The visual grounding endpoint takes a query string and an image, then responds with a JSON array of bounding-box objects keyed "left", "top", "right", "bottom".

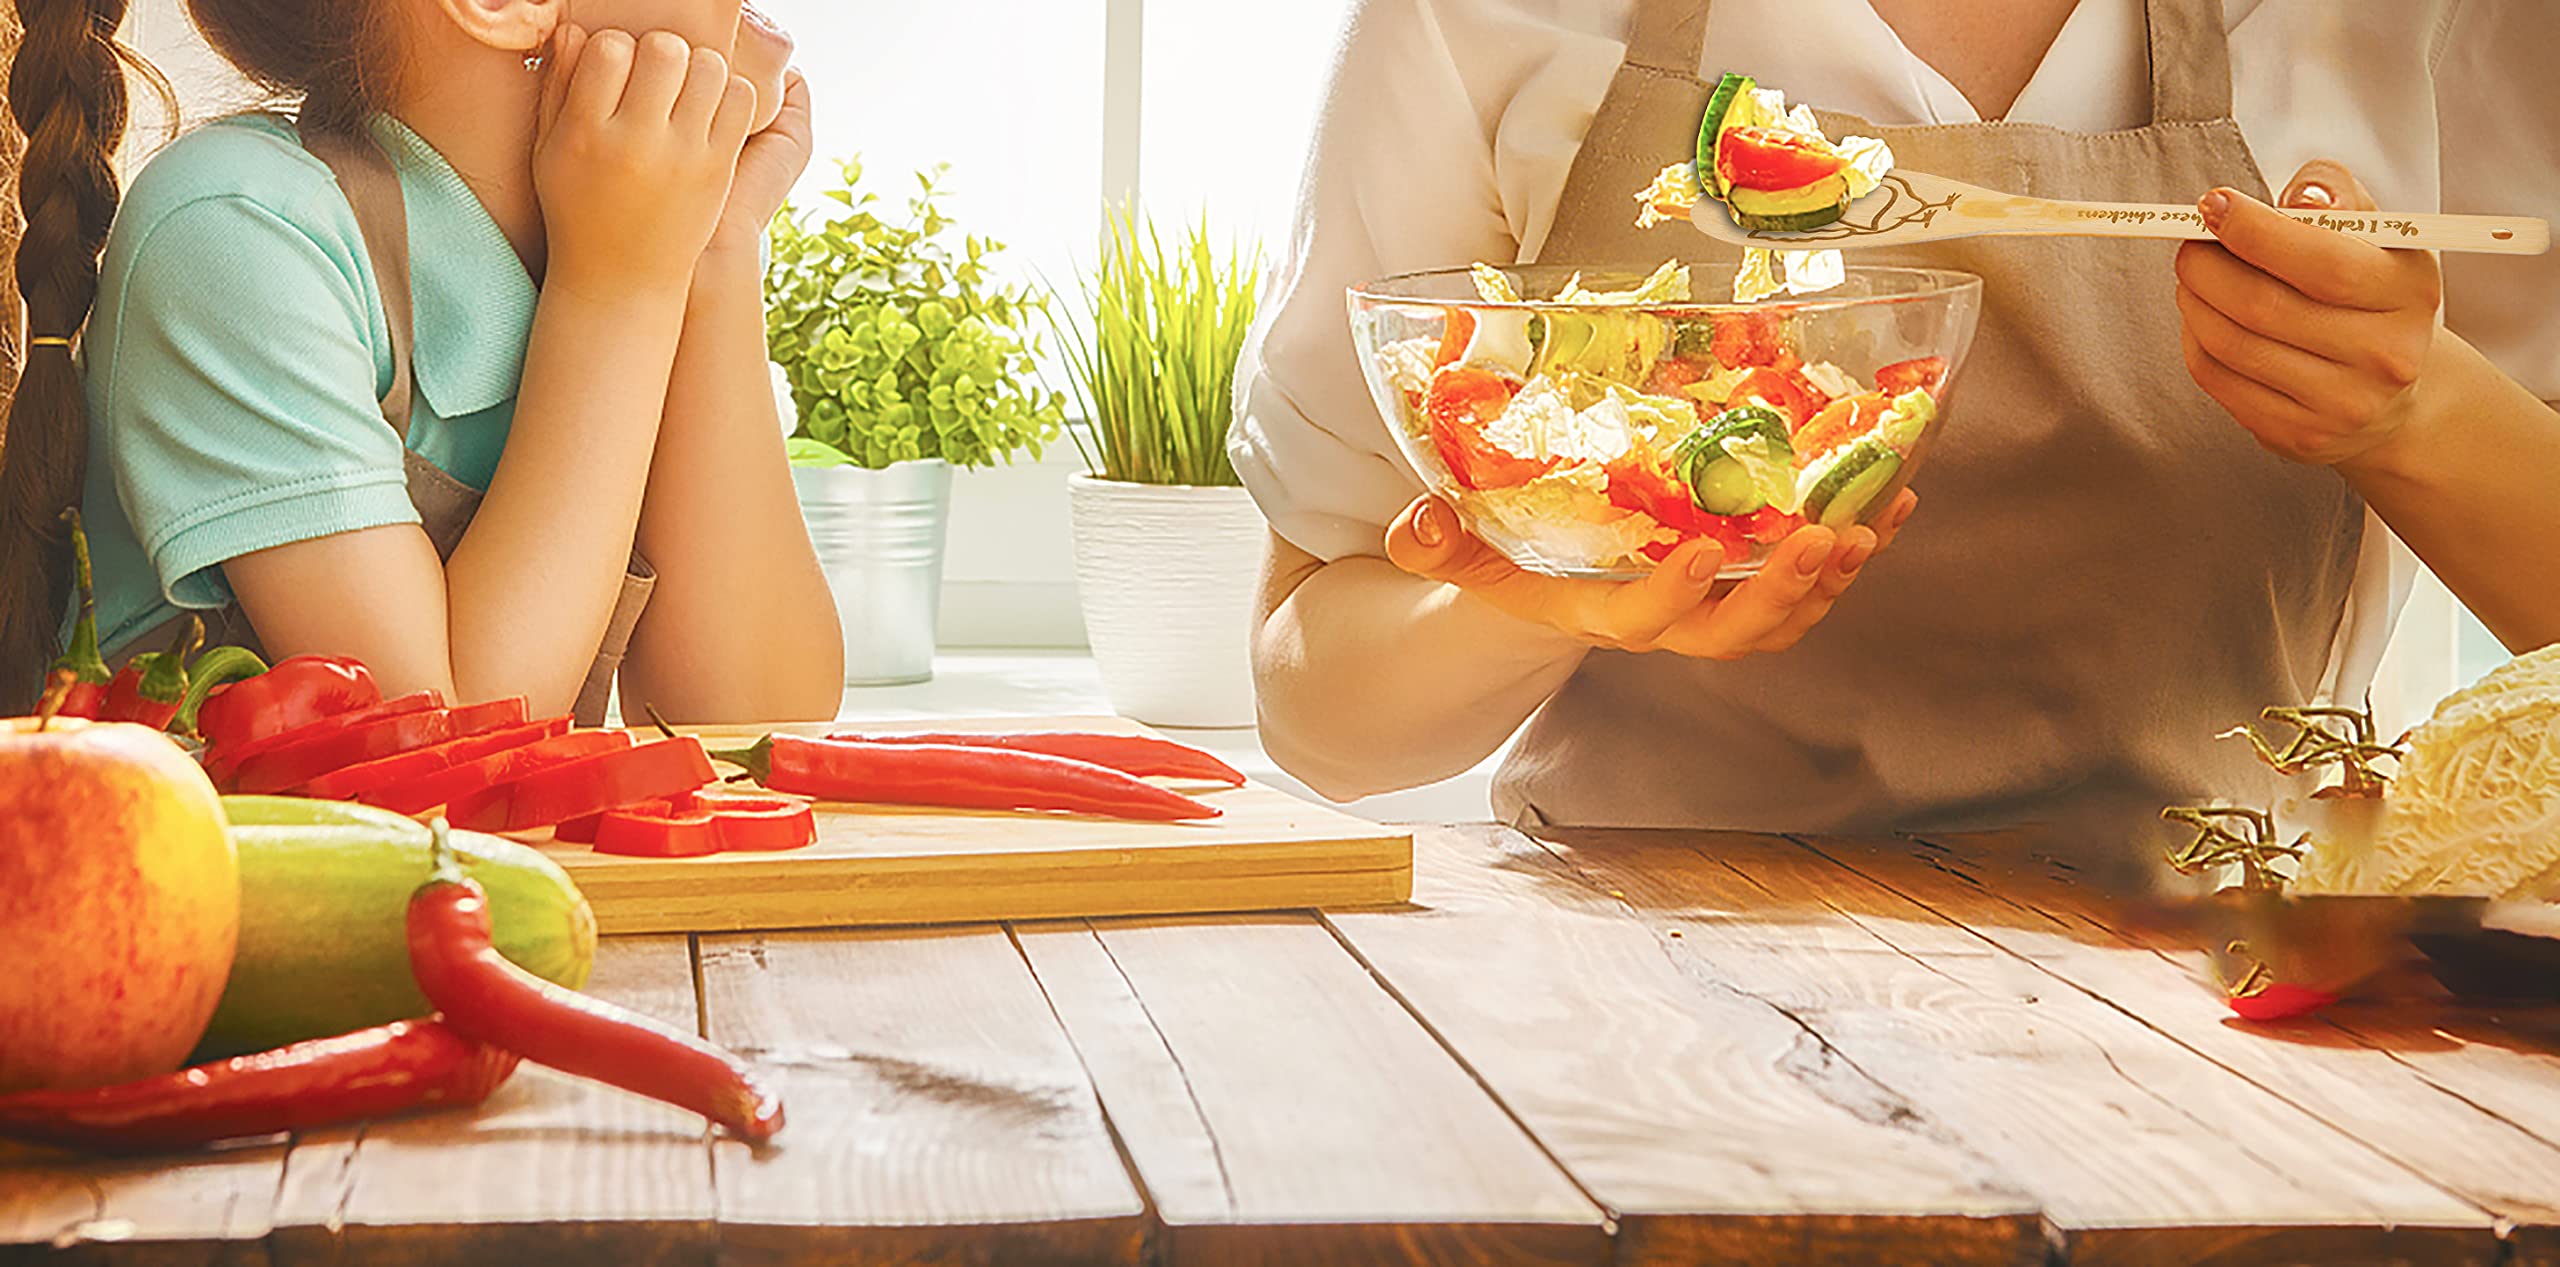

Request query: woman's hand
[
  {"left": 534, "top": 24, "right": 760, "bottom": 299},
  {"left": 709, "top": 69, "right": 814, "bottom": 257},
  {"left": 1383, "top": 490, "right": 1917, "bottom": 659},
  {"left": 2173, "top": 160, "right": 2443, "bottom": 468}
]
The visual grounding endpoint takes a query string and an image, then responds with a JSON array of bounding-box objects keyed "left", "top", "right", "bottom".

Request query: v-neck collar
[
  {"left": 363, "top": 116, "right": 537, "bottom": 420},
  {"left": 1847, "top": 0, "right": 2151, "bottom": 130}
]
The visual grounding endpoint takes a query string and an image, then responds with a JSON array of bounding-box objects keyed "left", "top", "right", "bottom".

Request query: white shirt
[{"left": 1231, "top": 0, "right": 2560, "bottom": 704}]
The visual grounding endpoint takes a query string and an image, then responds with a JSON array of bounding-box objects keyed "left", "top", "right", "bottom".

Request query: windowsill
[{"left": 833, "top": 649, "right": 1504, "bottom": 826}]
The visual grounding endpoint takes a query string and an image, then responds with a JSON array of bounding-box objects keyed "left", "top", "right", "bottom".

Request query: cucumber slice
[
  {"left": 1698, "top": 73, "right": 1755, "bottom": 201},
  {"left": 1803, "top": 437, "right": 1905, "bottom": 528},
  {"left": 1733, "top": 203, "right": 1849, "bottom": 232},
  {"left": 1690, "top": 457, "right": 1766, "bottom": 516},
  {"left": 1676, "top": 405, "right": 1794, "bottom": 516}
]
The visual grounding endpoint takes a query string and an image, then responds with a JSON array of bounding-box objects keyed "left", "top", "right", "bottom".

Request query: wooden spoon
[{"left": 1688, "top": 169, "right": 2550, "bottom": 256}]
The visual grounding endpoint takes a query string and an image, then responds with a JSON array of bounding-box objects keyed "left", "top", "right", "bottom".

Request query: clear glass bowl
[{"left": 1348, "top": 263, "right": 1982, "bottom": 580}]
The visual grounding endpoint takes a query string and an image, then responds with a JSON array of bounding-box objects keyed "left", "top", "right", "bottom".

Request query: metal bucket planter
[
  {"left": 1068, "top": 475, "right": 1266, "bottom": 728},
  {"left": 794, "top": 460, "right": 953, "bottom": 686}
]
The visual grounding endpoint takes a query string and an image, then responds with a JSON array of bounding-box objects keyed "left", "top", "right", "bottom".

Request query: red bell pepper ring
[
  {"left": 196, "top": 655, "right": 382, "bottom": 756},
  {"left": 46, "top": 509, "right": 112, "bottom": 719},
  {"left": 232, "top": 697, "right": 529, "bottom": 796},
  {"left": 294, "top": 715, "right": 570, "bottom": 802},
  {"left": 1874, "top": 356, "right": 1947, "bottom": 396},
  {"left": 448, "top": 737, "right": 717, "bottom": 834},
  {"left": 1717, "top": 126, "right": 1848, "bottom": 192},
  {"left": 689, "top": 791, "right": 820, "bottom": 853},
  {"left": 828, "top": 731, "right": 1247, "bottom": 787},
  {"left": 366, "top": 729, "right": 635, "bottom": 816},
  {"left": 558, "top": 791, "right": 817, "bottom": 854},
  {"left": 207, "top": 689, "right": 442, "bottom": 787},
  {"left": 713, "top": 736, "right": 1222, "bottom": 822},
  {"left": 589, "top": 804, "right": 724, "bottom": 858}
]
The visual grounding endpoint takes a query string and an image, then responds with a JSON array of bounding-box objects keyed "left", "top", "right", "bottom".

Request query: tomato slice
[
  {"left": 1604, "top": 447, "right": 1715, "bottom": 534},
  {"left": 1710, "top": 312, "right": 1784, "bottom": 369},
  {"left": 449, "top": 737, "right": 717, "bottom": 834},
  {"left": 207, "top": 690, "right": 444, "bottom": 788},
  {"left": 293, "top": 715, "right": 571, "bottom": 802},
  {"left": 1875, "top": 356, "right": 1947, "bottom": 396},
  {"left": 1432, "top": 308, "right": 1478, "bottom": 368},
  {"left": 1792, "top": 393, "right": 1891, "bottom": 466},
  {"left": 1423, "top": 366, "right": 1549, "bottom": 490},
  {"left": 366, "top": 729, "right": 634, "bottom": 816},
  {"left": 1717, "top": 127, "right": 1848, "bottom": 192},
  {"left": 1730, "top": 368, "right": 1824, "bottom": 430},
  {"left": 232, "top": 697, "right": 528, "bottom": 796}
]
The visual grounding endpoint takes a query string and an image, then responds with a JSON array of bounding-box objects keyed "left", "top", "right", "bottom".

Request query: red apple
[{"left": 1, "top": 718, "right": 238, "bottom": 1093}]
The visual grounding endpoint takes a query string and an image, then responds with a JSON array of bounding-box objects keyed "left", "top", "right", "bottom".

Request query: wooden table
[{"left": 9, "top": 826, "right": 2560, "bottom": 1266}]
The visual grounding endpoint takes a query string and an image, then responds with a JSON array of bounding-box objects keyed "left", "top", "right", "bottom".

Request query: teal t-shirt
[{"left": 76, "top": 113, "right": 537, "bottom": 655}]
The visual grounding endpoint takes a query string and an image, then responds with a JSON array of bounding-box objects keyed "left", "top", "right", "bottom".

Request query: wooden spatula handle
[{"left": 2007, "top": 197, "right": 2549, "bottom": 255}]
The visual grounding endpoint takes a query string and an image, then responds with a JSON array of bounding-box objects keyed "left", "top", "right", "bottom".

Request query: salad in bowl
[{"left": 1347, "top": 260, "right": 1981, "bottom": 579}]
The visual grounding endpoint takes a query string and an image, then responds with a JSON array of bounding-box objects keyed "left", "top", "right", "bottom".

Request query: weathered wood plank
[
  {"left": 1536, "top": 828, "right": 2497, "bottom": 1266},
  {"left": 1324, "top": 827, "right": 2043, "bottom": 1267},
  {"left": 695, "top": 927, "right": 1146, "bottom": 1267},
  {"left": 0, "top": 1139, "right": 277, "bottom": 1267},
  {"left": 1815, "top": 831, "right": 2560, "bottom": 1255},
  {"left": 1015, "top": 913, "right": 1609, "bottom": 1266},
  {"left": 265, "top": 935, "right": 716, "bottom": 1267}
]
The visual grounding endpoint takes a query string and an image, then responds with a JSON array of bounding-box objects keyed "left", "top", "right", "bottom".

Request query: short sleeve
[
  {"left": 92, "top": 193, "right": 417, "bottom": 610},
  {"left": 1227, "top": 0, "right": 1529, "bottom": 562}
]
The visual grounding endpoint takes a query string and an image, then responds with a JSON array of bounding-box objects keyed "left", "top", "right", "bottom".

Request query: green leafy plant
[
  {"left": 1049, "top": 205, "right": 1263, "bottom": 486},
  {"left": 766, "top": 159, "right": 1066, "bottom": 469}
]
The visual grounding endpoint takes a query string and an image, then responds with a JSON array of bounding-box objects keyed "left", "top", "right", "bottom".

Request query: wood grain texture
[
  {"left": 1537, "top": 828, "right": 2498, "bottom": 1266},
  {"left": 548, "top": 717, "right": 1411, "bottom": 936},
  {"left": 1014, "top": 914, "right": 1609, "bottom": 1266},
  {"left": 1325, "top": 827, "right": 2043, "bottom": 1267},
  {"left": 1833, "top": 830, "right": 2560, "bottom": 1253},
  {"left": 0, "top": 1141, "right": 278, "bottom": 1267},
  {"left": 694, "top": 927, "right": 1145, "bottom": 1266},
  {"left": 263, "top": 936, "right": 715, "bottom": 1267}
]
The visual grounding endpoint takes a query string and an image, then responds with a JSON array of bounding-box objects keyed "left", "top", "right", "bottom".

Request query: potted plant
[
  {"left": 1051, "top": 208, "right": 1265, "bottom": 727},
  {"left": 767, "top": 160, "right": 1066, "bottom": 685}
]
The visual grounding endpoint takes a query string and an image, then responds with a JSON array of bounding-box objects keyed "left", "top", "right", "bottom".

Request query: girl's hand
[
  {"left": 535, "top": 24, "right": 760, "bottom": 298},
  {"left": 1383, "top": 490, "right": 1917, "bottom": 660},
  {"left": 2174, "top": 160, "right": 2443, "bottom": 468},
  {"left": 710, "top": 69, "right": 814, "bottom": 257}
]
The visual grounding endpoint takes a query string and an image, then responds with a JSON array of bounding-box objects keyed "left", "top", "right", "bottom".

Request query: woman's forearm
[
  {"left": 1256, "top": 533, "right": 1585, "bottom": 800},
  {"left": 617, "top": 246, "right": 843, "bottom": 723},
  {"left": 2341, "top": 331, "right": 2560, "bottom": 654},
  {"left": 441, "top": 282, "right": 692, "bottom": 713}
]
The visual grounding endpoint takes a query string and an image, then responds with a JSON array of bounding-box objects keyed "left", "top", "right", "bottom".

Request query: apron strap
[
  {"left": 1626, "top": 0, "right": 1709, "bottom": 74},
  {"left": 296, "top": 118, "right": 420, "bottom": 441},
  {"left": 2143, "top": 0, "right": 2239, "bottom": 125}
]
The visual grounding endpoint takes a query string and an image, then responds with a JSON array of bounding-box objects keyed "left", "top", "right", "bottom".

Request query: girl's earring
[{"left": 523, "top": 50, "right": 548, "bottom": 73}]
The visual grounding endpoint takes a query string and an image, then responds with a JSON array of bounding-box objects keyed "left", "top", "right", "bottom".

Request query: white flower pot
[
  {"left": 1069, "top": 475, "right": 1265, "bottom": 728},
  {"left": 794, "top": 460, "right": 953, "bottom": 687}
]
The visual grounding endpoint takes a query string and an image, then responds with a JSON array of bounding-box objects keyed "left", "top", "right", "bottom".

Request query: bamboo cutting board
[{"left": 540, "top": 716, "right": 1413, "bottom": 935}]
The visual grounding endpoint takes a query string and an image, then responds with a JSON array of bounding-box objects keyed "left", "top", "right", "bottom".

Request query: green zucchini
[
  {"left": 1728, "top": 175, "right": 1852, "bottom": 232},
  {"left": 1677, "top": 405, "right": 1793, "bottom": 515},
  {"left": 1803, "top": 437, "right": 1906, "bottom": 528},
  {"left": 196, "top": 797, "right": 597, "bottom": 1059},
  {"left": 1697, "top": 73, "right": 1756, "bottom": 201}
]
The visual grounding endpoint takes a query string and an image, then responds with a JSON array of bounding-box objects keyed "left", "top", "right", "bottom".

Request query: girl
[
  {"left": 0, "top": 0, "right": 844, "bottom": 724},
  {"left": 1236, "top": 0, "right": 2560, "bottom": 882}
]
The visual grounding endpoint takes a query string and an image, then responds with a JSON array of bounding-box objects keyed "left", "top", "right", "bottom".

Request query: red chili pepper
[
  {"left": 194, "top": 654, "right": 382, "bottom": 756},
  {"left": 96, "top": 617, "right": 203, "bottom": 731},
  {"left": 712, "top": 736, "right": 1222, "bottom": 822},
  {"left": 207, "top": 688, "right": 439, "bottom": 788},
  {"left": 232, "top": 697, "right": 528, "bottom": 796},
  {"left": 1874, "top": 356, "right": 1947, "bottom": 396},
  {"left": 46, "top": 509, "right": 112, "bottom": 719},
  {"left": 365, "top": 729, "right": 634, "bottom": 816},
  {"left": 406, "top": 827, "right": 782, "bottom": 1142},
  {"left": 448, "top": 738, "right": 716, "bottom": 833},
  {"left": 828, "top": 731, "right": 1247, "bottom": 786},
  {"left": 295, "top": 715, "right": 571, "bottom": 802},
  {"left": 0, "top": 1019, "right": 518, "bottom": 1155}
]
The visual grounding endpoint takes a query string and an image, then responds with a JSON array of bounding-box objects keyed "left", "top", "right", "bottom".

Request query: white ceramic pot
[
  {"left": 1068, "top": 475, "right": 1266, "bottom": 728},
  {"left": 794, "top": 460, "right": 953, "bottom": 687}
]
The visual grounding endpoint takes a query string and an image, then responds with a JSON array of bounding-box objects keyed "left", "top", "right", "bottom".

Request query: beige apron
[
  {"left": 125, "top": 121, "right": 653, "bottom": 728},
  {"left": 1510, "top": 0, "right": 2365, "bottom": 882}
]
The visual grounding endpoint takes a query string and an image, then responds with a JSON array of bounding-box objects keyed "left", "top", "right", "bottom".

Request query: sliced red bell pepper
[
  {"left": 1874, "top": 356, "right": 1947, "bottom": 396},
  {"left": 689, "top": 791, "right": 819, "bottom": 853},
  {"left": 590, "top": 805, "right": 723, "bottom": 858},
  {"left": 448, "top": 738, "right": 717, "bottom": 834},
  {"left": 1710, "top": 311, "right": 1784, "bottom": 369},
  {"left": 1730, "top": 368, "right": 1823, "bottom": 430},
  {"left": 294, "top": 715, "right": 571, "bottom": 802},
  {"left": 1717, "top": 126, "right": 1848, "bottom": 192},
  {"left": 196, "top": 655, "right": 382, "bottom": 755},
  {"left": 232, "top": 697, "right": 529, "bottom": 796},
  {"left": 208, "top": 689, "right": 443, "bottom": 788},
  {"left": 1604, "top": 447, "right": 1719, "bottom": 534},
  {"left": 1432, "top": 308, "right": 1477, "bottom": 368},
  {"left": 365, "top": 730, "right": 635, "bottom": 816}
]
